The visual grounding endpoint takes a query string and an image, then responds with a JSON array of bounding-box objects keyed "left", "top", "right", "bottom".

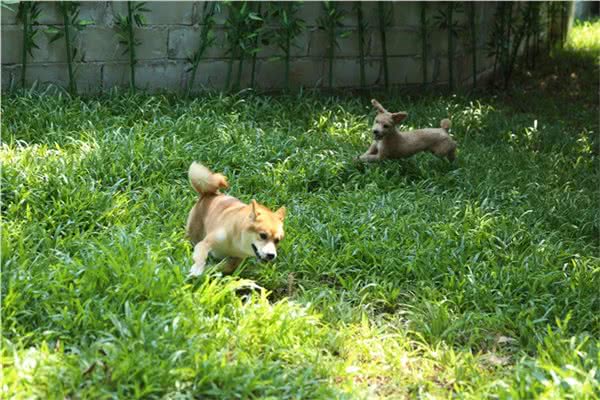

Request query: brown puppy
[
  {"left": 358, "top": 99, "right": 457, "bottom": 162},
  {"left": 186, "top": 162, "right": 286, "bottom": 276}
]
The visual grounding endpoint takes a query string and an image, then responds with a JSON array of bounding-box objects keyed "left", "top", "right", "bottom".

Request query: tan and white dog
[
  {"left": 185, "top": 162, "right": 286, "bottom": 276},
  {"left": 358, "top": 99, "right": 457, "bottom": 162}
]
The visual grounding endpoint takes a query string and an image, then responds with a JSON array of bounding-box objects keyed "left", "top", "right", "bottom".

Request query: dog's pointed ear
[
  {"left": 275, "top": 206, "right": 286, "bottom": 221},
  {"left": 391, "top": 112, "right": 408, "bottom": 124},
  {"left": 250, "top": 199, "right": 260, "bottom": 221},
  {"left": 371, "top": 99, "right": 387, "bottom": 114}
]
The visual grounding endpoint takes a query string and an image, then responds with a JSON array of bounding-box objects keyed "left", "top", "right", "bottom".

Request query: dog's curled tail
[
  {"left": 188, "top": 162, "right": 228, "bottom": 196},
  {"left": 440, "top": 119, "right": 452, "bottom": 131}
]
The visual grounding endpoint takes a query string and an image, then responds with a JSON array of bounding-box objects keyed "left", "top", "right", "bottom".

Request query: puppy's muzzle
[
  {"left": 373, "top": 129, "right": 383, "bottom": 140},
  {"left": 252, "top": 244, "right": 276, "bottom": 262}
]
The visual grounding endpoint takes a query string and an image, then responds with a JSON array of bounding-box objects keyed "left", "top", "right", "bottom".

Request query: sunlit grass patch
[{"left": 566, "top": 18, "right": 600, "bottom": 55}]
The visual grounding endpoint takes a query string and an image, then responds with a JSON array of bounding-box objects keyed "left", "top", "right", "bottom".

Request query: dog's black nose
[{"left": 265, "top": 253, "right": 275, "bottom": 261}]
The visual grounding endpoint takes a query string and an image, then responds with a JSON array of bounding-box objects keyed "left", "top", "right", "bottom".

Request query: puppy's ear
[
  {"left": 371, "top": 99, "right": 387, "bottom": 114},
  {"left": 275, "top": 206, "right": 286, "bottom": 221},
  {"left": 391, "top": 112, "right": 408, "bottom": 124},
  {"left": 250, "top": 199, "right": 260, "bottom": 221}
]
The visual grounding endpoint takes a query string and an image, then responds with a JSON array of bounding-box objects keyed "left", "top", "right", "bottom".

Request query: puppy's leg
[
  {"left": 189, "top": 237, "right": 214, "bottom": 276},
  {"left": 363, "top": 142, "right": 378, "bottom": 155},
  {"left": 186, "top": 201, "right": 205, "bottom": 244},
  {"left": 359, "top": 143, "right": 380, "bottom": 162},
  {"left": 431, "top": 142, "right": 452, "bottom": 161},
  {"left": 221, "top": 257, "right": 243, "bottom": 275},
  {"left": 359, "top": 153, "right": 382, "bottom": 162},
  {"left": 446, "top": 147, "right": 456, "bottom": 162}
]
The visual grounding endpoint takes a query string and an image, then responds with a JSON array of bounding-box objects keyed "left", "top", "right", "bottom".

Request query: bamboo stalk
[
  {"left": 420, "top": 2, "right": 427, "bottom": 87},
  {"left": 524, "top": 4, "right": 532, "bottom": 68},
  {"left": 506, "top": 4, "right": 528, "bottom": 88},
  {"left": 547, "top": 2, "right": 553, "bottom": 54},
  {"left": 250, "top": 2, "right": 261, "bottom": 89},
  {"left": 225, "top": 4, "right": 242, "bottom": 91},
  {"left": 492, "top": 2, "right": 504, "bottom": 82},
  {"left": 225, "top": 51, "right": 233, "bottom": 91},
  {"left": 225, "top": 31, "right": 235, "bottom": 91},
  {"left": 328, "top": 21, "right": 334, "bottom": 89},
  {"left": 377, "top": 1, "right": 388, "bottom": 89},
  {"left": 284, "top": 2, "right": 292, "bottom": 91},
  {"left": 187, "top": 2, "right": 216, "bottom": 96},
  {"left": 21, "top": 2, "right": 30, "bottom": 91},
  {"left": 503, "top": 2, "right": 512, "bottom": 88},
  {"left": 447, "top": 3, "right": 453, "bottom": 92},
  {"left": 534, "top": 3, "right": 540, "bottom": 66},
  {"left": 61, "top": 3, "right": 76, "bottom": 95},
  {"left": 326, "top": 3, "right": 335, "bottom": 90},
  {"left": 469, "top": 2, "right": 476, "bottom": 89},
  {"left": 560, "top": 1, "right": 566, "bottom": 48},
  {"left": 525, "top": 28, "right": 530, "bottom": 68},
  {"left": 285, "top": 28, "right": 291, "bottom": 90},
  {"left": 127, "top": 1, "right": 136, "bottom": 92},
  {"left": 356, "top": 2, "right": 366, "bottom": 89},
  {"left": 235, "top": 49, "right": 244, "bottom": 91}
]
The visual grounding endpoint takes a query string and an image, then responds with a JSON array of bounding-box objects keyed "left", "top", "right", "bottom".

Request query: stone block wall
[{"left": 1, "top": 1, "right": 554, "bottom": 93}]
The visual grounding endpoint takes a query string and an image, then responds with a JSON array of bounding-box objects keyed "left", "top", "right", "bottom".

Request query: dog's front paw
[{"left": 188, "top": 263, "right": 205, "bottom": 277}]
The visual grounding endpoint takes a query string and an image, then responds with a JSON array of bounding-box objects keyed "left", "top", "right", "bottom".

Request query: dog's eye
[
  {"left": 274, "top": 238, "right": 280, "bottom": 244},
  {"left": 383, "top": 124, "right": 390, "bottom": 128},
  {"left": 259, "top": 232, "right": 268, "bottom": 240}
]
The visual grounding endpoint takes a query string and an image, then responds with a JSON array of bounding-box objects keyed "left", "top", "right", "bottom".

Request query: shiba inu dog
[
  {"left": 358, "top": 99, "right": 457, "bottom": 162},
  {"left": 186, "top": 162, "right": 286, "bottom": 276}
]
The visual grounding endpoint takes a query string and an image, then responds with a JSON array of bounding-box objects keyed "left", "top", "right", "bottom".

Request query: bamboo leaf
[
  {"left": 49, "top": 33, "right": 65, "bottom": 44},
  {"left": 1, "top": 0, "right": 18, "bottom": 12},
  {"left": 248, "top": 12, "right": 261, "bottom": 21}
]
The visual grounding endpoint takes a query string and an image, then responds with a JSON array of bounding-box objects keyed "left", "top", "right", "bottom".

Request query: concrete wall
[{"left": 1, "top": 1, "right": 550, "bottom": 93}]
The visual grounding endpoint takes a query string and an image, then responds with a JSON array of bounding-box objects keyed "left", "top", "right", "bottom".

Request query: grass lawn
[{"left": 2, "top": 20, "right": 599, "bottom": 400}]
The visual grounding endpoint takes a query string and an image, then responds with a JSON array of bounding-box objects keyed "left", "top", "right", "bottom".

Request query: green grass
[
  {"left": 2, "top": 21, "right": 599, "bottom": 400},
  {"left": 567, "top": 18, "right": 600, "bottom": 54}
]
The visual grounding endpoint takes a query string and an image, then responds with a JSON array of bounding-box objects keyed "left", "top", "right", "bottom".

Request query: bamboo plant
[
  {"left": 524, "top": 3, "right": 533, "bottom": 68},
  {"left": 223, "top": 1, "right": 261, "bottom": 91},
  {"left": 504, "top": 3, "right": 529, "bottom": 88},
  {"left": 317, "top": 1, "right": 349, "bottom": 90},
  {"left": 530, "top": 2, "right": 542, "bottom": 68},
  {"left": 186, "top": 1, "right": 219, "bottom": 96},
  {"left": 559, "top": 1, "right": 566, "bottom": 48},
  {"left": 533, "top": 3, "right": 543, "bottom": 67},
  {"left": 487, "top": 3, "right": 501, "bottom": 81},
  {"left": 376, "top": 1, "right": 389, "bottom": 89},
  {"left": 419, "top": 2, "right": 428, "bottom": 88},
  {"left": 547, "top": 1, "right": 556, "bottom": 53},
  {"left": 521, "top": 2, "right": 544, "bottom": 68},
  {"left": 503, "top": 2, "right": 513, "bottom": 85},
  {"left": 486, "top": 2, "right": 536, "bottom": 89},
  {"left": 354, "top": 2, "right": 367, "bottom": 89},
  {"left": 16, "top": 1, "right": 41, "bottom": 91},
  {"left": 486, "top": 2, "right": 510, "bottom": 85},
  {"left": 469, "top": 2, "right": 477, "bottom": 89},
  {"left": 249, "top": 2, "right": 263, "bottom": 89},
  {"left": 115, "top": 1, "right": 149, "bottom": 93},
  {"left": 434, "top": 3, "right": 462, "bottom": 91},
  {"left": 267, "top": 2, "right": 304, "bottom": 91},
  {"left": 448, "top": 4, "right": 454, "bottom": 91},
  {"left": 47, "top": 2, "right": 93, "bottom": 95}
]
